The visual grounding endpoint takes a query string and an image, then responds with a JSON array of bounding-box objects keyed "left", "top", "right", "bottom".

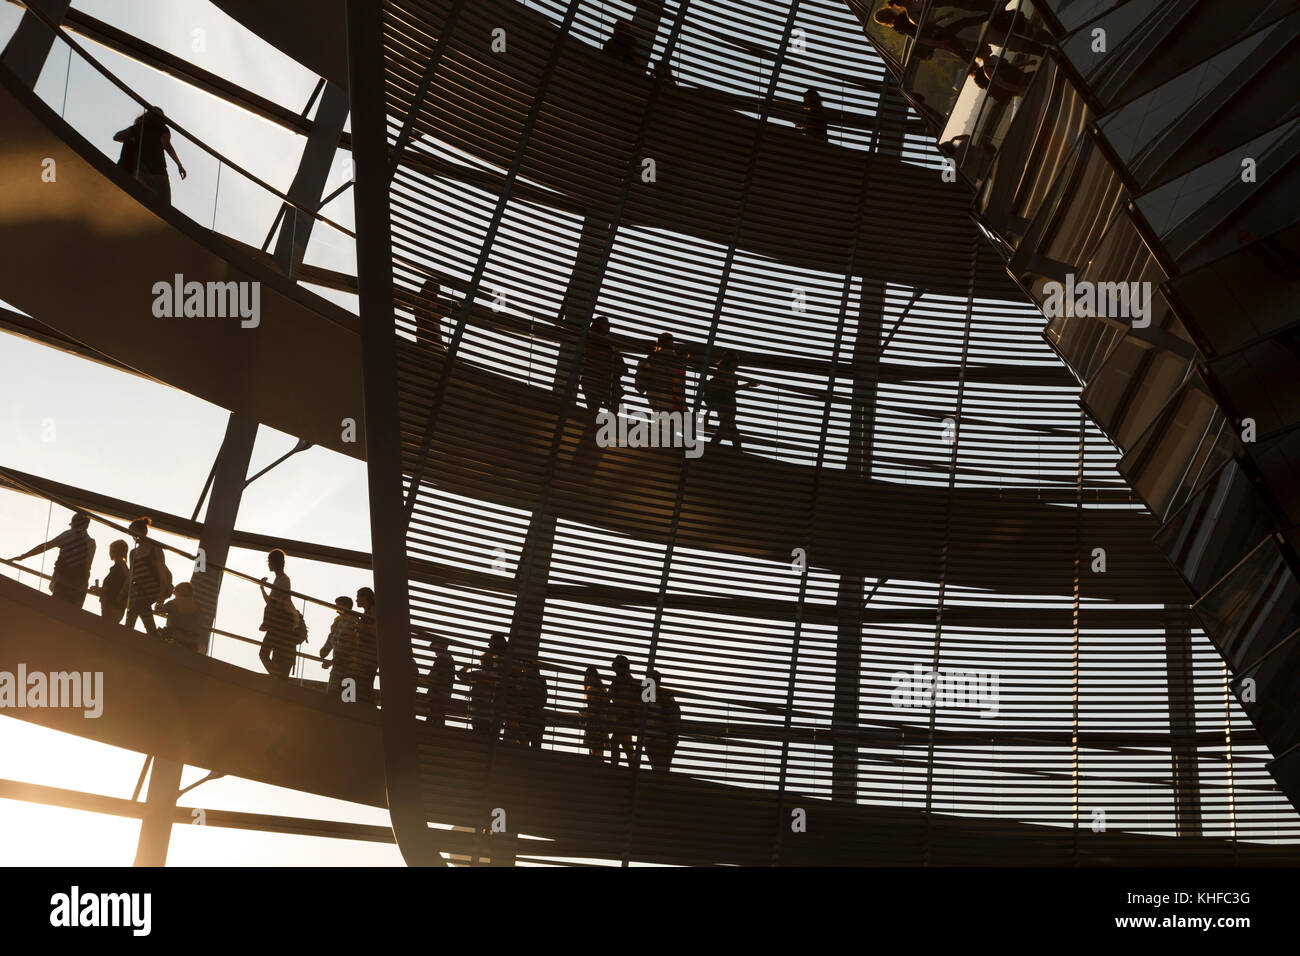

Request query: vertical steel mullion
[
  {"left": 465, "top": 0, "right": 697, "bottom": 868},
  {"left": 401, "top": 0, "right": 588, "bottom": 523},
  {"left": 921, "top": 229, "right": 977, "bottom": 865},
  {"left": 770, "top": 70, "right": 898, "bottom": 866},
  {"left": 498, "top": 0, "right": 696, "bottom": 654},
  {"left": 619, "top": 0, "right": 807, "bottom": 869},
  {"left": 1071, "top": 405, "right": 1084, "bottom": 864},
  {"left": 384, "top": 0, "right": 474, "bottom": 184},
  {"left": 347, "top": 0, "right": 444, "bottom": 866}
]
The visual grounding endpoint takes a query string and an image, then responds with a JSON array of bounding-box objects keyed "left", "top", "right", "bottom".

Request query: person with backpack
[
  {"left": 258, "top": 549, "right": 298, "bottom": 679},
  {"left": 124, "top": 517, "right": 170, "bottom": 636},
  {"left": 12, "top": 510, "right": 97, "bottom": 609}
]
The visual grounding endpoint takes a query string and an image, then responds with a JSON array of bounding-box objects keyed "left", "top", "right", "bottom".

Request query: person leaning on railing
[{"left": 11, "top": 510, "right": 96, "bottom": 609}]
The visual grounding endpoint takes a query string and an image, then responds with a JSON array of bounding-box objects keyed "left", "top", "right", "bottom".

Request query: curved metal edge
[{"left": 346, "top": 0, "right": 445, "bottom": 866}]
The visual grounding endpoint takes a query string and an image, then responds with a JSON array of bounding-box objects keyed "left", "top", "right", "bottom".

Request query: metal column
[{"left": 830, "top": 78, "right": 908, "bottom": 803}]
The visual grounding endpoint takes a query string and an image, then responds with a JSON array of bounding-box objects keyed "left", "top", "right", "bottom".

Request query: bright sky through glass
[{"left": 0, "top": 0, "right": 396, "bottom": 866}]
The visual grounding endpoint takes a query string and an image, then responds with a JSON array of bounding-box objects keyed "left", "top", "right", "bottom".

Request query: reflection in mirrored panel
[
  {"left": 1082, "top": 339, "right": 1191, "bottom": 451},
  {"left": 1269, "top": 746, "right": 1300, "bottom": 808},
  {"left": 1034, "top": 137, "right": 1126, "bottom": 272},
  {"left": 1209, "top": 336, "right": 1300, "bottom": 440},
  {"left": 1195, "top": 535, "right": 1300, "bottom": 675},
  {"left": 1042, "top": 0, "right": 1128, "bottom": 34},
  {"left": 942, "top": 1, "right": 1053, "bottom": 178},
  {"left": 1117, "top": 376, "right": 1233, "bottom": 522},
  {"left": 1097, "top": 30, "right": 1267, "bottom": 183},
  {"left": 1247, "top": 426, "right": 1300, "bottom": 525},
  {"left": 901, "top": 8, "right": 987, "bottom": 124},
  {"left": 1167, "top": 224, "right": 1300, "bottom": 356},
  {"left": 975, "top": 69, "right": 1090, "bottom": 246},
  {"left": 1236, "top": 629, "right": 1300, "bottom": 753},
  {"left": 1057, "top": 0, "right": 1165, "bottom": 82},
  {"left": 1041, "top": 305, "right": 1121, "bottom": 383},
  {"left": 1154, "top": 460, "right": 1280, "bottom": 596}
]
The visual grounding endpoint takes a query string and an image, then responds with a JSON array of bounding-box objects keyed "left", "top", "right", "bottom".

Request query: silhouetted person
[
  {"left": 703, "top": 350, "right": 758, "bottom": 451},
  {"left": 582, "top": 665, "right": 610, "bottom": 761},
  {"left": 603, "top": 19, "right": 639, "bottom": 66},
  {"left": 643, "top": 669, "right": 682, "bottom": 772},
  {"left": 581, "top": 314, "right": 626, "bottom": 414},
  {"left": 413, "top": 279, "right": 447, "bottom": 353},
  {"left": 970, "top": 51, "right": 1036, "bottom": 103},
  {"left": 607, "top": 654, "right": 640, "bottom": 767},
  {"left": 158, "top": 581, "right": 203, "bottom": 651},
  {"left": 461, "top": 633, "right": 508, "bottom": 738},
  {"left": 13, "top": 510, "right": 96, "bottom": 609},
  {"left": 97, "top": 538, "right": 130, "bottom": 624},
  {"left": 798, "top": 89, "right": 828, "bottom": 142},
  {"left": 258, "top": 549, "right": 296, "bottom": 679},
  {"left": 516, "top": 657, "right": 547, "bottom": 749},
  {"left": 421, "top": 634, "right": 456, "bottom": 726},
  {"left": 113, "top": 107, "right": 186, "bottom": 203},
  {"left": 355, "top": 587, "right": 379, "bottom": 704},
  {"left": 124, "top": 517, "right": 170, "bottom": 637},
  {"left": 636, "top": 332, "right": 689, "bottom": 418},
  {"left": 320, "top": 595, "right": 357, "bottom": 700}
]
